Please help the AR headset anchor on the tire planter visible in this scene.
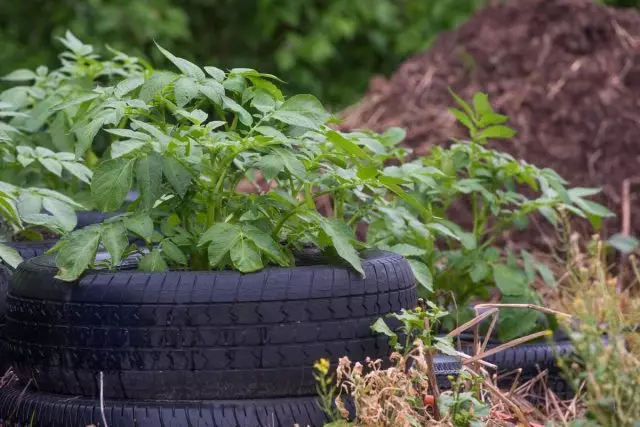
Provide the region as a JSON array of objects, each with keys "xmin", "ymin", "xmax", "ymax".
[{"xmin": 0, "ymin": 250, "xmax": 461, "ymax": 427}]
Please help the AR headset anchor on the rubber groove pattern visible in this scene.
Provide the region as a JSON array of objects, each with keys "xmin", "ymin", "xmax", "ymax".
[
  {"xmin": 5, "ymin": 251, "xmax": 425, "ymax": 400},
  {"xmin": 0, "ymin": 385, "xmax": 327, "ymax": 427}
]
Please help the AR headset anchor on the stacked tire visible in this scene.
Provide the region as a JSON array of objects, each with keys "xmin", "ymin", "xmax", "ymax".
[{"xmin": 0, "ymin": 251, "xmax": 459, "ymax": 427}]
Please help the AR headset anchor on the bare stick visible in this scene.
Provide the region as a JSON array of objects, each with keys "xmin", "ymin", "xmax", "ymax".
[
  {"xmin": 100, "ymin": 372, "xmax": 109, "ymax": 427},
  {"xmin": 445, "ymin": 308, "xmax": 499, "ymax": 338},
  {"xmin": 463, "ymin": 330, "xmax": 552, "ymax": 365},
  {"xmin": 474, "ymin": 303, "xmax": 572, "ymax": 319}
]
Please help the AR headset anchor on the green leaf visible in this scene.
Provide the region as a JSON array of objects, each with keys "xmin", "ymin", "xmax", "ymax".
[
  {"xmin": 125, "ymin": 214, "xmax": 154, "ymax": 243},
  {"xmin": 199, "ymin": 81, "xmax": 224, "ymax": 105},
  {"xmin": 111, "ymin": 139, "xmax": 147, "ymax": 158},
  {"xmin": 138, "ymin": 250, "xmax": 169, "ymax": 272},
  {"xmin": 155, "ymin": 43, "xmax": 205, "ymax": 81},
  {"xmin": 242, "ymin": 224, "xmax": 288, "ymax": 265},
  {"xmin": 470, "ymin": 262, "xmax": 489, "ymax": 283},
  {"xmin": 472, "ymin": 92, "xmax": 493, "ymax": 116},
  {"xmin": 407, "ymin": 259, "xmax": 433, "ymax": 292},
  {"xmin": 39, "ymin": 157, "xmax": 63, "ymax": 177},
  {"xmin": 572, "ymin": 198, "xmax": 614, "ymax": 218},
  {"xmin": 371, "ymin": 318, "xmax": 398, "ymax": 349},
  {"xmin": 101, "ymin": 222, "xmax": 128, "ymax": 267},
  {"xmin": 61, "ymin": 161, "xmax": 92, "ymax": 184},
  {"xmin": 272, "ymin": 94, "xmax": 330, "ymax": 129},
  {"xmin": 2, "ymin": 69, "xmax": 37, "ymax": 82},
  {"xmin": 222, "ymin": 96, "xmax": 252, "ymax": 126},
  {"xmin": 55, "ymin": 227, "xmax": 101, "ymax": 281},
  {"xmin": 568, "ymin": 187, "xmax": 602, "ymax": 199},
  {"xmin": 162, "ymin": 157, "xmax": 192, "ymax": 197},
  {"xmin": 91, "ymin": 158, "xmax": 135, "ymax": 212},
  {"xmin": 162, "ymin": 239, "xmax": 188, "ymax": 265},
  {"xmin": 256, "ymin": 154, "xmax": 284, "ymax": 181},
  {"xmin": 536, "ymin": 262, "xmax": 556, "ymax": 288},
  {"xmin": 388, "ymin": 243, "xmax": 427, "ymax": 257},
  {"xmin": 477, "ymin": 125, "xmax": 516, "ymax": 140},
  {"xmin": 204, "ymin": 66, "xmax": 225, "ymax": 82},
  {"xmin": 139, "ymin": 72, "xmax": 175, "ymax": 103},
  {"xmin": 492, "ymin": 264, "xmax": 528, "ymax": 296},
  {"xmin": 199, "ymin": 222, "xmax": 242, "ymax": 266},
  {"xmin": 74, "ymin": 118, "xmax": 105, "ymax": 156},
  {"xmin": 42, "ymin": 197, "xmax": 77, "ymax": 232},
  {"xmin": 273, "ymin": 148, "xmax": 306, "ymax": 178},
  {"xmin": 319, "ymin": 217, "xmax": 364, "ymax": 276},
  {"xmin": 607, "ymin": 233, "xmax": 639, "ymax": 254},
  {"xmin": 326, "ymin": 131, "xmax": 369, "ymax": 160},
  {"xmin": 230, "ymin": 238, "xmax": 263, "ymax": 272},
  {"xmin": 0, "ymin": 243, "xmax": 23, "ymax": 269},
  {"xmin": 448, "ymin": 89, "xmax": 476, "ymax": 122},
  {"xmin": 449, "ymin": 107, "xmax": 475, "ymax": 132},
  {"xmin": 498, "ymin": 307, "xmax": 540, "ymax": 341},
  {"xmin": 434, "ymin": 337, "xmax": 459, "ymax": 357},
  {"xmin": 174, "ymin": 76, "xmax": 199, "ymax": 108},
  {"xmin": 115, "ymin": 76, "xmax": 144, "ymax": 98},
  {"xmin": 135, "ymin": 153, "xmax": 163, "ymax": 211}
]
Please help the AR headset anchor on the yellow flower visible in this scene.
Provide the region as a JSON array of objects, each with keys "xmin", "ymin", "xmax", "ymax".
[{"xmin": 314, "ymin": 358, "xmax": 330, "ymax": 375}]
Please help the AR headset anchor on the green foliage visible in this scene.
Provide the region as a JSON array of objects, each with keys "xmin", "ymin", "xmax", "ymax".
[
  {"xmin": 438, "ymin": 371, "xmax": 489, "ymax": 427},
  {"xmin": 368, "ymin": 92, "xmax": 614, "ymax": 339},
  {"xmin": 0, "ymin": 0, "xmax": 487, "ymax": 108},
  {"xmin": 50, "ymin": 42, "xmax": 407, "ymax": 280}
]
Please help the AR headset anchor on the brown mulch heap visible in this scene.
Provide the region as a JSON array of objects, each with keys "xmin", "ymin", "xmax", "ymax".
[{"xmin": 340, "ymin": 0, "xmax": 640, "ymax": 240}]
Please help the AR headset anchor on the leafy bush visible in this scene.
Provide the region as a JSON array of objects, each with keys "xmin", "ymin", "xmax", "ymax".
[
  {"xmin": 367, "ymin": 93, "xmax": 613, "ymax": 339},
  {"xmin": 0, "ymin": 0, "xmax": 487, "ymax": 108},
  {"xmin": 49, "ymin": 42, "xmax": 408, "ymax": 280}
]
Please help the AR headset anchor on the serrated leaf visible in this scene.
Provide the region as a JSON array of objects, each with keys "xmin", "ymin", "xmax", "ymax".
[
  {"xmin": 174, "ymin": 76, "xmax": 199, "ymax": 107},
  {"xmin": 536, "ymin": 262, "xmax": 556, "ymax": 288},
  {"xmin": 243, "ymin": 224, "xmax": 288, "ymax": 265},
  {"xmin": 55, "ymin": 227, "xmax": 101, "ymax": 281},
  {"xmin": 155, "ymin": 43, "xmax": 205, "ymax": 81},
  {"xmin": 230, "ymin": 238, "xmax": 263, "ymax": 272},
  {"xmin": 91, "ymin": 158, "xmax": 134, "ymax": 212},
  {"xmin": 492, "ymin": 264, "xmax": 528, "ymax": 296},
  {"xmin": 0, "ymin": 243, "xmax": 23, "ymax": 269},
  {"xmin": 162, "ymin": 239, "xmax": 187, "ymax": 265},
  {"xmin": 407, "ymin": 259, "xmax": 433, "ymax": 292},
  {"xmin": 101, "ymin": 222, "xmax": 128, "ymax": 267},
  {"xmin": 472, "ymin": 92, "xmax": 493, "ymax": 116},
  {"xmin": 272, "ymin": 94, "xmax": 330, "ymax": 129},
  {"xmin": 136, "ymin": 153, "xmax": 163, "ymax": 211},
  {"xmin": 125, "ymin": 214, "xmax": 154, "ymax": 243},
  {"xmin": 138, "ymin": 249, "xmax": 169, "ymax": 272},
  {"xmin": 162, "ymin": 157, "xmax": 192, "ymax": 197},
  {"xmin": 449, "ymin": 107, "xmax": 475, "ymax": 132},
  {"xmin": 273, "ymin": 147, "xmax": 306, "ymax": 178},
  {"xmin": 498, "ymin": 307, "xmax": 540, "ymax": 341},
  {"xmin": 319, "ymin": 217, "xmax": 363, "ymax": 276}
]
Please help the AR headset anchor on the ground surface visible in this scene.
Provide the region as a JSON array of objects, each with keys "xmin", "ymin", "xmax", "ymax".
[{"xmin": 341, "ymin": 0, "xmax": 640, "ymax": 242}]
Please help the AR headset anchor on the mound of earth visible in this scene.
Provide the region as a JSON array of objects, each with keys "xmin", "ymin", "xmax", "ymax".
[{"xmin": 341, "ymin": 0, "xmax": 640, "ymax": 241}]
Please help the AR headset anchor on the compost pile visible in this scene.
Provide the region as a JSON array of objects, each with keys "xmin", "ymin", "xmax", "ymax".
[{"xmin": 341, "ymin": 0, "xmax": 640, "ymax": 240}]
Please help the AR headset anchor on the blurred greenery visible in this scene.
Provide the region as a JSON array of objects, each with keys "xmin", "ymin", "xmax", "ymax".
[{"xmin": 0, "ymin": 0, "xmax": 487, "ymax": 109}]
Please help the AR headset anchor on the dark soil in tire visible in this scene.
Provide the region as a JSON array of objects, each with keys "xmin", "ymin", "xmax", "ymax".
[{"xmin": 4, "ymin": 250, "xmax": 430, "ymax": 400}]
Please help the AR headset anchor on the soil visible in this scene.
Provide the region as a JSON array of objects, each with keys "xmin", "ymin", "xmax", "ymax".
[{"xmin": 340, "ymin": 0, "xmax": 640, "ymax": 243}]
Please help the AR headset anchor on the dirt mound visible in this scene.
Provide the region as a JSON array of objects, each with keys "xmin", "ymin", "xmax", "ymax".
[{"xmin": 341, "ymin": 0, "xmax": 640, "ymax": 240}]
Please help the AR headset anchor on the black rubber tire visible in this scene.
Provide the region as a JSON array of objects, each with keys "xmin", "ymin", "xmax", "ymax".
[
  {"xmin": 0, "ymin": 385, "xmax": 326, "ymax": 427},
  {"xmin": 4, "ymin": 250, "xmax": 432, "ymax": 400}
]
